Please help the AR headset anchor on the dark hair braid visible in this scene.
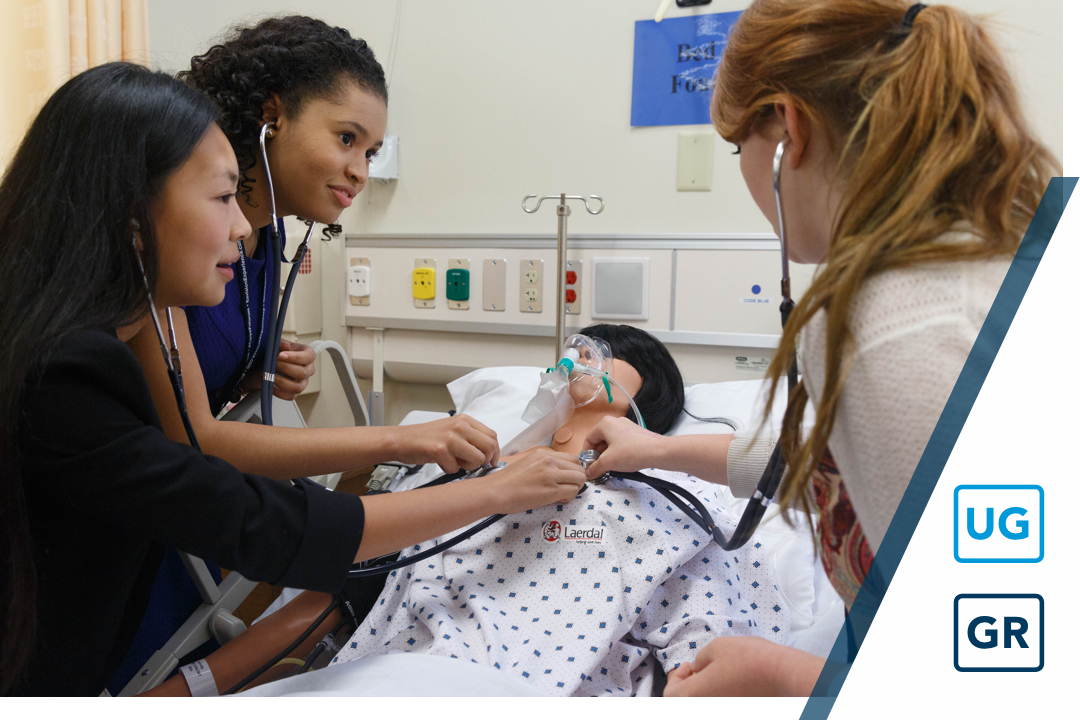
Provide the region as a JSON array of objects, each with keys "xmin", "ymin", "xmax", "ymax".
[{"xmin": 179, "ymin": 15, "xmax": 387, "ymax": 201}]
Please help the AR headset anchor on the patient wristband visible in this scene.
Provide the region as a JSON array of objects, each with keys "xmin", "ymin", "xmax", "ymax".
[{"xmin": 180, "ymin": 659, "xmax": 218, "ymax": 697}]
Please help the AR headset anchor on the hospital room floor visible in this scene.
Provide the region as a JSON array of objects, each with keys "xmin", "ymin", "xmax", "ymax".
[{"xmin": 226, "ymin": 466, "xmax": 374, "ymax": 626}]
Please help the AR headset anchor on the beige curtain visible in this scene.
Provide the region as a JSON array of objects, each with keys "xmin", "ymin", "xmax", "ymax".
[{"xmin": 0, "ymin": 0, "xmax": 149, "ymax": 171}]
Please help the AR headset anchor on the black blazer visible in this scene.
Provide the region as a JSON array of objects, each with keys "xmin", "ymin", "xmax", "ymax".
[{"xmin": 13, "ymin": 329, "xmax": 365, "ymax": 695}]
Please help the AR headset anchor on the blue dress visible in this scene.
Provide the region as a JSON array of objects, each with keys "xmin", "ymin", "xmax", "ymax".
[{"xmin": 108, "ymin": 222, "xmax": 283, "ymax": 693}]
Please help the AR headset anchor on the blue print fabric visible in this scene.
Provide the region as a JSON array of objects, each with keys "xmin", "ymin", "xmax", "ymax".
[{"xmin": 332, "ymin": 469, "xmax": 792, "ymax": 696}]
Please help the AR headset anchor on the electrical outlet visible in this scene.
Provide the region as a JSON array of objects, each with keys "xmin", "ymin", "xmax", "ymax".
[
  {"xmin": 519, "ymin": 259, "xmax": 543, "ymax": 313},
  {"xmin": 565, "ymin": 259, "xmax": 582, "ymax": 315},
  {"xmin": 348, "ymin": 265, "xmax": 371, "ymax": 297},
  {"xmin": 349, "ymin": 257, "xmax": 370, "ymax": 306}
]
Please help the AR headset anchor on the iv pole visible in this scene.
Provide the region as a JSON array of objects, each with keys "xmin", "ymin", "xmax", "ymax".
[{"xmin": 522, "ymin": 193, "xmax": 604, "ymax": 364}]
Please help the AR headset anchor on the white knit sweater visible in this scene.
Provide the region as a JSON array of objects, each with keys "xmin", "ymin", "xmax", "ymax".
[{"xmin": 799, "ymin": 247, "xmax": 1011, "ymax": 553}]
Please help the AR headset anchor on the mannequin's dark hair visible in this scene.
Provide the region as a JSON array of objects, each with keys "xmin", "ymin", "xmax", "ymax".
[
  {"xmin": 579, "ymin": 325, "xmax": 685, "ymax": 435},
  {"xmin": 0, "ymin": 62, "xmax": 219, "ymax": 693},
  {"xmin": 179, "ymin": 15, "xmax": 387, "ymax": 203}
]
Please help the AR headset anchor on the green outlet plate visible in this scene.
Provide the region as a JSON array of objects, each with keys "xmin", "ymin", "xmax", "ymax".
[{"xmin": 446, "ymin": 268, "xmax": 470, "ymax": 301}]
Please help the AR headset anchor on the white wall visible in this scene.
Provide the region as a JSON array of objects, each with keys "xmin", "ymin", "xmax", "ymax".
[
  {"xmin": 149, "ymin": 0, "xmax": 1063, "ymax": 234},
  {"xmin": 148, "ymin": 0, "xmax": 1064, "ymax": 427}
]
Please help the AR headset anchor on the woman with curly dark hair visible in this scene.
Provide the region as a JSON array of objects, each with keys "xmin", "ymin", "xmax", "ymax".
[
  {"xmin": 131, "ymin": 17, "xmax": 484, "ymax": 482},
  {"xmin": 119, "ymin": 16, "xmax": 568, "ymax": 693}
]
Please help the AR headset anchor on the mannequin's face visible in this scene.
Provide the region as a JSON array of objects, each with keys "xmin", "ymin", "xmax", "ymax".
[{"xmin": 550, "ymin": 359, "xmax": 643, "ymax": 455}]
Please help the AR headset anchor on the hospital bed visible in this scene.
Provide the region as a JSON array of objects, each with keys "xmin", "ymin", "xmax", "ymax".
[
  {"xmin": 247, "ymin": 367, "xmax": 843, "ymax": 696},
  {"xmin": 117, "ymin": 341, "xmax": 369, "ymax": 697}
]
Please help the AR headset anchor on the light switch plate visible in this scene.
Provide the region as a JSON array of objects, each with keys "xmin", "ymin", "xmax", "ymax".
[
  {"xmin": 349, "ymin": 257, "xmax": 370, "ymax": 306},
  {"xmin": 483, "ymin": 259, "xmax": 506, "ymax": 311},
  {"xmin": 676, "ymin": 131, "xmax": 714, "ymax": 191}
]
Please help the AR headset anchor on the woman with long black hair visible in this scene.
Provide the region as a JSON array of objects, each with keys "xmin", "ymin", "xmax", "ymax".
[{"xmin": 0, "ymin": 62, "xmax": 584, "ymax": 696}]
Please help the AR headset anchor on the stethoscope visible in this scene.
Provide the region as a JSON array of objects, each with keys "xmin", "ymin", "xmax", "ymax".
[
  {"xmin": 699, "ymin": 139, "xmax": 798, "ymax": 551},
  {"xmin": 137, "ymin": 124, "xmax": 318, "ymax": 446},
  {"xmin": 132, "ymin": 230, "xmax": 201, "ymax": 451},
  {"xmin": 256, "ymin": 122, "xmax": 316, "ymax": 427}
]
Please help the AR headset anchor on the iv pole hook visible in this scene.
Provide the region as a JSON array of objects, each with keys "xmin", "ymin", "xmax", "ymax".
[
  {"xmin": 522, "ymin": 193, "xmax": 605, "ymax": 364},
  {"xmin": 522, "ymin": 194, "xmax": 605, "ymax": 215}
]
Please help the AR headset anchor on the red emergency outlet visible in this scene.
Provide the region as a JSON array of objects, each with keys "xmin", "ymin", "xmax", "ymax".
[
  {"xmin": 566, "ymin": 289, "xmax": 577, "ymax": 304},
  {"xmin": 566, "ymin": 271, "xmax": 578, "ymax": 286}
]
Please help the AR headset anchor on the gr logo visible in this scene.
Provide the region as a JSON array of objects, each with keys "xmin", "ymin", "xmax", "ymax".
[
  {"xmin": 954, "ymin": 485, "xmax": 1043, "ymax": 563},
  {"xmin": 954, "ymin": 594, "xmax": 1043, "ymax": 672}
]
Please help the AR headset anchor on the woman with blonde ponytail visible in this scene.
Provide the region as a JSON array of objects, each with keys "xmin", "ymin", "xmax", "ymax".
[{"xmin": 582, "ymin": 0, "xmax": 1057, "ymax": 696}]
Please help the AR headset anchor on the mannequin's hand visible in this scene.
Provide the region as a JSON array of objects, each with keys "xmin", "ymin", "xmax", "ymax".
[
  {"xmin": 580, "ymin": 416, "xmax": 666, "ymax": 480},
  {"xmin": 482, "ymin": 447, "xmax": 584, "ymax": 514},
  {"xmin": 391, "ymin": 415, "xmax": 500, "ymax": 473},
  {"xmin": 664, "ymin": 637, "xmax": 824, "ymax": 697}
]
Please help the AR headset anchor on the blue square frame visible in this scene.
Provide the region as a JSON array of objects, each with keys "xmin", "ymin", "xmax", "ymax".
[
  {"xmin": 953, "ymin": 484, "xmax": 1044, "ymax": 563},
  {"xmin": 954, "ymin": 594, "xmax": 1044, "ymax": 672}
]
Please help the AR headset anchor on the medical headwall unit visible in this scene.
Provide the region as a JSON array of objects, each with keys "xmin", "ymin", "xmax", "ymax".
[{"xmin": 344, "ymin": 232, "xmax": 815, "ymax": 414}]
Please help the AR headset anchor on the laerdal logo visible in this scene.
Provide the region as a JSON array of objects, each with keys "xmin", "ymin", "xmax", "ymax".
[
  {"xmin": 542, "ymin": 521, "xmax": 561, "ymax": 542},
  {"xmin": 542, "ymin": 521, "xmax": 605, "ymax": 544}
]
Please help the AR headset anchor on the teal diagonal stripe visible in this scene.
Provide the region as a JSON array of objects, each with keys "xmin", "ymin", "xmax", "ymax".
[{"xmin": 800, "ymin": 177, "xmax": 1076, "ymax": 720}]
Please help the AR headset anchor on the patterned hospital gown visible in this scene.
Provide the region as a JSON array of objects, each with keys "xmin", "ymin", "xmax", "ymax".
[{"xmin": 332, "ymin": 469, "xmax": 791, "ymax": 696}]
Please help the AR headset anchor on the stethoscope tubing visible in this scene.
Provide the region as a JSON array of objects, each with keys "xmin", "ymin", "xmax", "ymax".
[{"xmin": 257, "ymin": 123, "xmax": 314, "ymax": 427}]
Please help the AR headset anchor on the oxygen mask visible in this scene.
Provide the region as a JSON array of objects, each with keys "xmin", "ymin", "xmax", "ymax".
[
  {"xmin": 558, "ymin": 334, "xmax": 645, "ymax": 429},
  {"xmin": 558, "ymin": 334, "xmax": 614, "ymax": 407},
  {"xmin": 501, "ymin": 334, "xmax": 646, "ymax": 456}
]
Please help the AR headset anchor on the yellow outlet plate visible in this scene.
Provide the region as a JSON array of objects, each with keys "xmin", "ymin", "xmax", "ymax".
[{"xmin": 412, "ymin": 267, "xmax": 436, "ymax": 300}]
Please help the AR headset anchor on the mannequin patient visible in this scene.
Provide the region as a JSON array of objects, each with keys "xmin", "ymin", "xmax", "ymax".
[{"xmin": 143, "ymin": 326, "xmax": 791, "ymax": 697}]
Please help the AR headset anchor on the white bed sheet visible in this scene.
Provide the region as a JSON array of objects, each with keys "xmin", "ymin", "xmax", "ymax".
[{"xmin": 240, "ymin": 652, "xmax": 542, "ymax": 697}]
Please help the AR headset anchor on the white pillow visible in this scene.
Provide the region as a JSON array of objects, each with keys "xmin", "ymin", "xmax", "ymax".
[
  {"xmin": 669, "ymin": 378, "xmax": 778, "ymax": 437},
  {"xmin": 447, "ymin": 366, "xmax": 547, "ymax": 445},
  {"xmin": 387, "ymin": 367, "xmax": 547, "ymax": 492}
]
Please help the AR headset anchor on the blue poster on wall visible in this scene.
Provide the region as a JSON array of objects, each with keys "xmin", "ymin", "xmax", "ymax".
[{"xmin": 631, "ymin": 12, "xmax": 741, "ymax": 127}]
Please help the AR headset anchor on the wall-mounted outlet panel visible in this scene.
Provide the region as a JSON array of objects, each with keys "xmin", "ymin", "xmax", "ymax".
[
  {"xmin": 348, "ymin": 265, "xmax": 371, "ymax": 298},
  {"xmin": 447, "ymin": 258, "xmax": 469, "ymax": 309},
  {"xmin": 483, "ymin": 259, "xmax": 506, "ymax": 311},
  {"xmin": 413, "ymin": 258, "xmax": 436, "ymax": 308},
  {"xmin": 349, "ymin": 257, "xmax": 370, "ymax": 306},
  {"xmin": 519, "ymin": 259, "xmax": 543, "ymax": 313},
  {"xmin": 565, "ymin": 259, "xmax": 582, "ymax": 315}
]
